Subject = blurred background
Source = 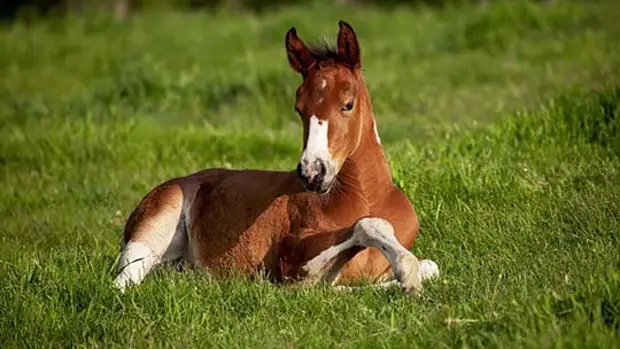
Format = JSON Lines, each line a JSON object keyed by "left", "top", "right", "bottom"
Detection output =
{"left": 3, "top": 0, "right": 617, "bottom": 145}
{"left": 0, "top": 0, "right": 561, "bottom": 22}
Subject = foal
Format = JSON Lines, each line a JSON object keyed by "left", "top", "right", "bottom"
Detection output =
{"left": 114, "top": 21, "right": 439, "bottom": 294}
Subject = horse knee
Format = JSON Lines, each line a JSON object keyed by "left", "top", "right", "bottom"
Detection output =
{"left": 352, "top": 217, "right": 396, "bottom": 245}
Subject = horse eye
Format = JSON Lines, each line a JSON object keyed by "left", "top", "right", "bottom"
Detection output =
{"left": 341, "top": 101, "right": 354, "bottom": 112}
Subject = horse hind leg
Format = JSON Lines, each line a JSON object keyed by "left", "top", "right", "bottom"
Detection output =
{"left": 113, "top": 183, "right": 188, "bottom": 292}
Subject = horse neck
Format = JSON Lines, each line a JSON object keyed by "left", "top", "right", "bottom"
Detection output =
{"left": 329, "top": 90, "right": 393, "bottom": 207}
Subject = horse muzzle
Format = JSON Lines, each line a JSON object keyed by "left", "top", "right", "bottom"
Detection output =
{"left": 296, "top": 158, "right": 334, "bottom": 194}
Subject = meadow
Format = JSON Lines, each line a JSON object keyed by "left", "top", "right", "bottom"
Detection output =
{"left": 1, "top": 0, "right": 620, "bottom": 347}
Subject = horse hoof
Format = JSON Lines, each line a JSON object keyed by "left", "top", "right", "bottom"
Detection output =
{"left": 395, "top": 253, "right": 423, "bottom": 295}
{"left": 418, "top": 259, "right": 440, "bottom": 283}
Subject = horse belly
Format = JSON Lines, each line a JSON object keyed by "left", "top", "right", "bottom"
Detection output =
{"left": 187, "top": 186, "right": 289, "bottom": 277}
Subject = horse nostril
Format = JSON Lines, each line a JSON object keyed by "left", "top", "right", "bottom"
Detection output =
{"left": 296, "top": 163, "right": 303, "bottom": 180}
{"left": 314, "top": 159, "right": 327, "bottom": 183}
{"left": 319, "top": 161, "right": 327, "bottom": 176}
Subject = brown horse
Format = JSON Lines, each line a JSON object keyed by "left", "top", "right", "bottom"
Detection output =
{"left": 113, "top": 21, "right": 439, "bottom": 294}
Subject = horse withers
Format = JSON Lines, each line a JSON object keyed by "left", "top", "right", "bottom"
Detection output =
{"left": 114, "top": 21, "right": 439, "bottom": 294}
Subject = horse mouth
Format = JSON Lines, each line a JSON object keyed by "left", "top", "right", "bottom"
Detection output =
{"left": 301, "top": 179, "right": 334, "bottom": 195}
{"left": 315, "top": 182, "right": 333, "bottom": 195}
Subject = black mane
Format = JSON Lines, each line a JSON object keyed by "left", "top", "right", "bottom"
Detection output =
{"left": 308, "top": 42, "right": 348, "bottom": 66}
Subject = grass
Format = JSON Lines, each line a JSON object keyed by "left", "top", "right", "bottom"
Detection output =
{"left": 1, "top": 0, "right": 620, "bottom": 347}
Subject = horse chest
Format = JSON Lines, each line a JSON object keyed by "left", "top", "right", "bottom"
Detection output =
{"left": 289, "top": 191, "right": 370, "bottom": 233}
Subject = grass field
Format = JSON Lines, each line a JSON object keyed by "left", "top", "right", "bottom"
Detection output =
{"left": 1, "top": 0, "right": 620, "bottom": 347}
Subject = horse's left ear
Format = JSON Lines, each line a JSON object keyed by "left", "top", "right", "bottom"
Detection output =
{"left": 337, "top": 20, "right": 361, "bottom": 69}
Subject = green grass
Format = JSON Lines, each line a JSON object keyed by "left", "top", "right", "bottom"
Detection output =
{"left": 1, "top": 0, "right": 620, "bottom": 347}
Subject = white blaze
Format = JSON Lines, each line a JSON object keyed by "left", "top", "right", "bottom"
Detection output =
{"left": 302, "top": 115, "right": 330, "bottom": 163}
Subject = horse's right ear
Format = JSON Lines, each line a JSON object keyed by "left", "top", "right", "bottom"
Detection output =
{"left": 285, "top": 27, "right": 314, "bottom": 75}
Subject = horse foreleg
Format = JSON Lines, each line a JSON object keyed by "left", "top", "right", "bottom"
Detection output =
{"left": 298, "top": 232, "right": 363, "bottom": 286}
{"left": 349, "top": 217, "right": 439, "bottom": 293}
{"left": 300, "top": 217, "right": 439, "bottom": 294}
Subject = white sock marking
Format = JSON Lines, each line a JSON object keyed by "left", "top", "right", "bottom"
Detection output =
{"left": 114, "top": 241, "right": 159, "bottom": 292}
{"left": 352, "top": 218, "right": 423, "bottom": 293}
{"left": 353, "top": 218, "right": 408, "bottom": 260}
{"left": 302, "top": 238, "right": 356, "bottom": 283}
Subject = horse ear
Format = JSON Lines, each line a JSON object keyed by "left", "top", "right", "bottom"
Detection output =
{"left": 337, "top": 20, "right": 360, "bottom": 69}
{"left": 285, "top": 27, "right": 314, "bottom": 75}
